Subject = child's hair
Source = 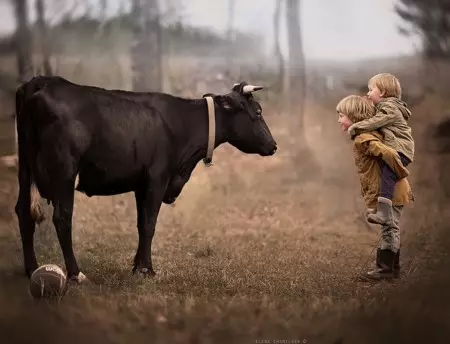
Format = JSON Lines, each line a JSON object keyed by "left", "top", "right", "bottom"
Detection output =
{"left": 336, "top": 95, "right": 375, "bottom": 123}
{"left": 368, "top": 72, "right": 402, "bottom": 98}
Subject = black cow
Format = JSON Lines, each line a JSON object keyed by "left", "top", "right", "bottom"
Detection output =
{"left": 15, "top": 75, "right": 277, "bottom": 282}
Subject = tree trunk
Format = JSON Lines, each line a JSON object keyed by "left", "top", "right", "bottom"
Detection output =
{"left": 226, "top": 0, "right": 235, "bottom": 79}
{"left": 273, "top": 0, "right": 285, "bottom": 96}
{"left": 285, "top": 0, "right": 306, "bottom": 118}
{"left": 36, "top": 0, "right": 52, "bottom": 76}
{"left": 14, "top": 0, "right": 33, "bottom": 82}
{"left": 131, "top": 0, "right": 163, "bottom": 92}
{"left": 285, "top": 0, "right": 318, "bottom": 177}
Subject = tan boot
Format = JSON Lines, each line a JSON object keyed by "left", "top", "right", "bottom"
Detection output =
{"left": 367, "top": 197, "right": 394, "bottom": 226}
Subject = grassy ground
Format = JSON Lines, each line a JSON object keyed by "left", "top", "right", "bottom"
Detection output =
{"left": 1, "top": 87, "right": 449, "bottom": 344}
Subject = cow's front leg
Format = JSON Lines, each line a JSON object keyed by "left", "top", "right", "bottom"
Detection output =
{"left": 133, "top": 181, "right": 167, "bottom": 277}
{"left": 163, "top": 175, "right": 185, "bottom": 204}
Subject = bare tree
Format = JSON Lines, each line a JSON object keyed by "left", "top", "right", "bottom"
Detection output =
{"left": 285, "top": 0, "right": 306, "bottom": 114}
{"left": 36, "top": 0, "right": 52, "bottom": 76}
{"left": 131, "top": 0, "right": 163, "bottom": 92}
{"left": 226, "top": 0, "right": 235, "bottom": 78}
{"left": 13, "top": 0, "right": 33, "bottom": 82}
{"left": 395, "top": 0, "right": 450, "bottom": 59}
{"left": 273, "top": 0, "right": 285, "bottom": 94}
{"left": 285, "top": 0, "right": 317, "bottom": 172}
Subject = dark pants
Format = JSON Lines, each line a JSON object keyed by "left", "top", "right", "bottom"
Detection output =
{"left": 380, "top": 152, "right": 411, "bottom": 200}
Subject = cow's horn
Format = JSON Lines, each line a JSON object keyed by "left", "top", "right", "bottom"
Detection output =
{"left": 242, "top": 85, "right": 264, "bottom": 94}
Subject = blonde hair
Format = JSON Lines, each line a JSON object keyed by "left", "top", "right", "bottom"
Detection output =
{"left": 336, "top": 95, "right": 375, "bottom": 123}
{"left": 368, "top": 73, "right": 402, "bottom": 98}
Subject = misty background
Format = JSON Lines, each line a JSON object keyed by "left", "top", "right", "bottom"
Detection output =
{"left": 0, "top": 0, "right": 419, "bottom": 61}
{"left": 0, "top": 0, "right": 445, "bottom": 165}
{"left": 0, "top": 0, "right": 447, "bottom": 170}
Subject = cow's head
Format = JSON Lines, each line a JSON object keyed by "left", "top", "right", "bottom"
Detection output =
{"left": 206, "top": 82, "right": 277, "bottom": 156}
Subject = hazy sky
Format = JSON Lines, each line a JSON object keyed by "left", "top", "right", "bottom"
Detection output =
{"left": 0, "top": 0, "right": 420, "bottom": 61}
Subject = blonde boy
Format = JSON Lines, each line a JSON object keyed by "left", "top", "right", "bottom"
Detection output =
{"left": 347, "top": 73, "right": 414, "bottom": 228}
{"left": 337, "top": 95, "right": 414, "bottom": 280}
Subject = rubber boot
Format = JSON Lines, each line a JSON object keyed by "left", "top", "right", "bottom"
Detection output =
{"left": 363, "top": 249, "right": 397, "bottom": 281}
{"left": 367, "top": 197, "right": 394, "bottom": 226}
{"left": 394, "top": 249, "right": 400, "bottom": 278}
{"left": 378, "top": 248, "right": 401, "bottom": 278}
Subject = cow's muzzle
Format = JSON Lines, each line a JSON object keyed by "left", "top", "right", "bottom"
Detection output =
{"left": 261, "top": 143, "right": 277, "bottom": 156}
{"left": 270, "top": 144, "right": 277, "bottom": 155}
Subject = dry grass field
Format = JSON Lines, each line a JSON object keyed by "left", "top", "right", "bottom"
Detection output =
{"left": 0, "top": 54, "right": 450, "bottom": 343}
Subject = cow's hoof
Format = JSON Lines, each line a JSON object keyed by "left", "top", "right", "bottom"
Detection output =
{"left": 133, "top": 267, "right": 156, "bottom": 277}
{"left": 69, "top": 271, "right": 88, "bottom": 284}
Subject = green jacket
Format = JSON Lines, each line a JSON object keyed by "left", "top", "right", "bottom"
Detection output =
{"left": 348, "top": 97, "right": 415, "bottom": 162}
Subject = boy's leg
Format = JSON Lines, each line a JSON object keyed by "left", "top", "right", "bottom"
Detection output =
{"left": 363, "top": 206, "right": 403, "bottom": 281}
{"left": 391, "top": 205, "right": 402, "bottom": 277}
{"left": 367, "top": 161, "right": 397, "bottom": 225}
{"left": 380, "top": 205, "right": 402, "bottom": 253}
{"left": 368, "top": 152, "right": 410, "bottom": 226}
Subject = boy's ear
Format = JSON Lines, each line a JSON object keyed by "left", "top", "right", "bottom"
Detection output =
{"left": 380, "top": 90, "right": 386, "bottom": 97}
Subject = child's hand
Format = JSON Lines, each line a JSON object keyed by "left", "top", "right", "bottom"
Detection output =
{"left": 347, "top": 126, "right": 357, "bottom": 139}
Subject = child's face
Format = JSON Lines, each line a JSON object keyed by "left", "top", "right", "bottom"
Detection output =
{"left": 337, "top": 112, "right": 353, "bottom": 131}
{"left": 367, "top": 84, "right": 385, "bottom": 104}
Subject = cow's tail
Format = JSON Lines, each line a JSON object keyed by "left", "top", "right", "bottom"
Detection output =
{"left": 15, "top": 78, "right": 45, "bottom": 224}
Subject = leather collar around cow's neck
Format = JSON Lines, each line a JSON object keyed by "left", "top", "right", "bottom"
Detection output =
{"left": 202, "top": 96, "right": 215, "bottom": 167}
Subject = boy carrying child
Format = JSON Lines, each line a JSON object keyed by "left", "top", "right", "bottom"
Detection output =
{"left": 348, "top": 73, "right": 415, "bottom": 227}
{"left": 336, "top": 94, "right": 414, "bottom": 280}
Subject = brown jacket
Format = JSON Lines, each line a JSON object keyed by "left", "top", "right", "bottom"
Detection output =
{"left": 348, "top": 97, "right": 415, "bottom": 162}
{"left": 352, "top": 131, "right": 414, "bottom": 209}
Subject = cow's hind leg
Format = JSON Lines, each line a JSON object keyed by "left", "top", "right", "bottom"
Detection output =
{"left": 51, "top": 179, "right": 86, "bottom": 283}
{"left": 40, "top": 125, "right": 86, "bottom": 283}
{"left": 15, "top": 166, "right": 38, "bottom": 278}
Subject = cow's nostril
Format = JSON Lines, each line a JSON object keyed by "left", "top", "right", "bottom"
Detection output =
{"left": 271, "top": 145, "right": 277, "bottom": 154}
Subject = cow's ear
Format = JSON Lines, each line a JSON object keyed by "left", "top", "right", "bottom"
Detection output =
{"left": 215, "top": 95, "right": 235, "bottom": 111}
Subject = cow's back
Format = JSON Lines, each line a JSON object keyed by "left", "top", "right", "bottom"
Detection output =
{"left": 27, "top": 78, "right": 173, "bottom": 197}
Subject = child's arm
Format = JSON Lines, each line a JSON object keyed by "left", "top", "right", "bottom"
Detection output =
{"left": 359, "top": 137, "right": 410, "bottom": 179}
{"left": 348, "top": 107, "right": 400, "bottom": 138}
